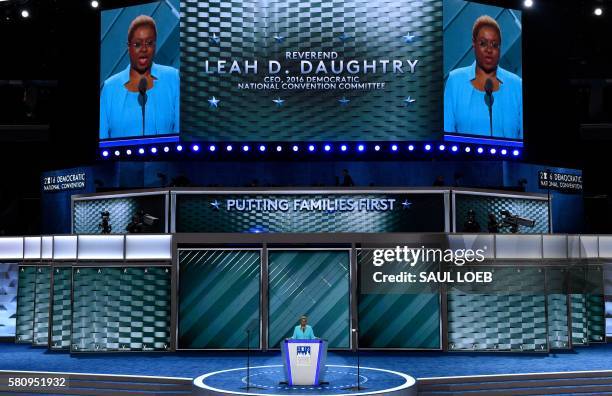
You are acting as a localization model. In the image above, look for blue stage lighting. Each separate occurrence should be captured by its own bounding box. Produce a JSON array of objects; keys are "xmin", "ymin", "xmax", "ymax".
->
[
  {"xmin": 177, "ymin": 145, "xmax": 183, "ymax": 152},
  {"xmin": 374, "ymin": 145, "xmax": 380, "ymax": 152},
  {"xmin": 276, "ymin": 145, "xmax": 282, "ymax": 152},
  {"xmin": 501, "ymin": 149, "xmax": 507, "ymax": 155},
  {"xmin": 308, "ymin": 144, "xmax": 315, "ymax": 152},
  {"xmin": 293, "ymin": 145, "xmax": 299, "ymax": 152},
  {"xmin": 163, "ymin": 146, "xmax": 170, "ymax": 153},
  {"xmin": 341, "ymin": 144, "xmax": 347, "ymax": 152},
  {"xmin": 357, "ymin": 144, "xmax": 365, "ymax": 152},
  {"xmin": 151, "ymin": 147, "xmax": 158, "ymax": 154},
  {"xmin": 126, "ymin": 149, "xmax": 132, "ymax": 155},
  {"xmin": 324, "ymin": 144, "xmax": 331, "ymax": 152},
  {"xmin": 192, "ymin": 144, "xmax": 200, "ymax": 152},
  {"xmin": 138, "ymin": 148, "xmax": 145, "ymax": 154},
  {"xmin": 114, "ymin": 150, "xmax": 120, "ymax": 156},
  {"xmin": 259, "ymin": 145, "xmax": 266, "ymax": 152},
  {"xmin": 477, "ymin": 147, "xmax": 484, "ymax": 154},
  {"xmin": 425, "ymin": 144, "xmax": 432, "ymax": 151},
  {"xmin": 490, "ymin": 148, "xmax": 497, "ymax": 154},
  {"xmin": 391, "ymin": 144, "xmax": 398, "ymax": 151},
  {"xmin": 209, "ymin": 145, "xmax": 216, "ymax": 152},
  {"xmin": 465, "ymin": 147, "xmax": 471, "ymax": 153},
  {"xmin": 226, "ymin": 145, "xmax": 233, "ymax": 152},
  {"xmin": 451, "ymin": 145, "xmax": 458, "ymax": 152},
  {"xmin": 102, "ymin": 150, "xmax": 109, "ymax": 157},
  {"xmin": 408, "ymin": 144, "xmax": 415, "ymax": 151},
  {"xmin": 438, "ymin": 144, "xmax": 445, "ymax": 151},
  {"xmin": 242, "ymin": 145, "xmax": 250, "ymax": 152},
  {"xmin": 513, "ymin": 149, "xmax": 520, "ymax": 156}
]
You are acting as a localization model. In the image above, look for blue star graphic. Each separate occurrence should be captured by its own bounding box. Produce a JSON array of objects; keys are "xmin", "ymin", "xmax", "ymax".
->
[
  {"xmin": 338, "ymin": 97, "xmax": 350, "ymax": 106},
  {"xmin": 338, "ymin": 33, "xmax": 350, "ymax": 42},
  {"xmin": 208, "ymin": 96, "xmax": 220, "ymax": 108},
  {"xmin": 210, "ymin": 200, "xmax": 221, "ymax": 210},
  {"xmin": 404, "ymin": 96, "xmax": 416, "ymax": 105},
  {"xmin": 403, "ymin": 32, "xmax": 415, "ymax": 43},
  {"xmin": 273, "ymin": 97, "xmax": 285, "ymax": 106},
  {"xmin": 402, "ymin": 200, "xmax": 412, "ymax": 209},
  {"xmin": 273, "ymin": 35, "xmax": 285, "ymax": 43},
  {"xmin": 209, "ymin": 33, "xmax": 220, "ymax": 44}
]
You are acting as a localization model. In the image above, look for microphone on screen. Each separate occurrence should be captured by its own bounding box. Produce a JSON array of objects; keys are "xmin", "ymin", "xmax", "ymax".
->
[
  {"xmin": 138, "ymin": 77, "xmax": 148, "ymax": 136},
  {"xmin": 484, "ymin": 78, "xmax": 494, "ymax": 137}
]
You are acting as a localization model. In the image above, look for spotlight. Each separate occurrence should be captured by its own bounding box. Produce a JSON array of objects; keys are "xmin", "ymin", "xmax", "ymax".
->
[
  {"xmin": 114, "ymin": 150, "xmax": 120, "ymax": 156},
  {"xmin": 209, "ymin": 145, "xmax": 216, "ymax": 152},
  {"xmin": 408, "ymin": 144, "xmax": 415, "ymax": 151},
  {"xmin": 451, "ymin": 145, "xmax": 458, "ymax": 152},
  {"xmin": 524, "ymin": 0, "xmax": 533, "ymax": 8},
  {"xmin": 176, "ymin": 145, "xmax": 183, "ymax": 151},
  {"xmin": 91, "ymin": 0, "xmax": 99, "ymax": 8},
  {"xmin": 163, "ymin": 146, "xmax": 170, "ymax": 153},
  {"xmin": 594, "ymin": 7, "xmax": 603, "ymax": 16},
  {"xmin": 226, "ymin": 145, "xmax": 233, "ymax": 152},
  {"xmin": 126, "ymin": 149, "xmax": 132, "ymax": 155},
  {"xmin": 490, "ymin": 148, "xmax": 497, "ymax": 154},
  {"xmin": 20, "ymin": 9, "xmax": 29, "ymax": 18},
  {"xmin": 259, "ymin": 145, "xmax": 266, "ymax": 152},
  {"xmin": 102, "ymin": 150, "xmax": 109, "ymax": 157},
  {"xmin": 391, "ymin": 144, "xmax": 398, "ymax": 151},
  {"xmin": 465, "ymin": 147, "xmax": 471, "ymax": 153},
  {"xmin": 192, "ymin": 144, "xmax": 200, "ymax": 152},
  {"xmin": 242, "ymin": 145, "xmax": 249, "ymax": 152},
  {"xmin": 512, "ymin": 149, "xmax": 520, "ymax": 156},
  {"xmin": 477, "ymin": 147, "xmax": 484, "ymax": 154},
  {"xmin": 308, "ymin": 144, "xmax": 315, "ymax": 152},
  {"xmin": 340, "ymin": 144, "xmax": 347, "ymax": 152},
  {"xmin": 276, "ymin": 145, "xmax": 282, "ymax": 152},
  {"xmin": 374, "ymin": 145, "xmax": 380, "ymax": 152},
  {"xmin": 324, "ymin": 144, "xmax": 331, "ymax": 152},
  {"xmin": 151, "ymin": 147, "xmax": 157, "ymax": 154},
  {"xmin": 357, "ymin": 144, "xmax": 365, "ymax": 152},
  {"xmin": 501, "ymin": 149, "xmax": 507, "ymax": 155},
  {"xmin": 438, "ymin": 144, "xmax": 445, "ymax": 151},
  {"xmin": 138, "ymin": 148, "xmax": 145, "ymax": 154},
  {"xmin": 293, "ymin": 145, "xmax": 299, "ymax": 152},
  {"xmin": 424, "ymin": 144, "xmax": 432, "ymax": 151}
]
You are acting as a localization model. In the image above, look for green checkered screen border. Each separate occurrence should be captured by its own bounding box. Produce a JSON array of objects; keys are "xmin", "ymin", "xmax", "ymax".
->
[
  {"xmin": 16, "ymin": 266, "xmax": 36, "ymax": 343},
  {"xmin": 51, "ymin": 267, "xmax": 72, "ymax": 350},
  {"xmin": 179, "ymin": 250, "xmax": 260, "ymax": 349},
  {"xmin": 33, "ymin": 266, "xmax": 51, "ymax": 346},
  {"xmin": 71, "ymin": 266, "xmax": 171, "ymax": 352}
]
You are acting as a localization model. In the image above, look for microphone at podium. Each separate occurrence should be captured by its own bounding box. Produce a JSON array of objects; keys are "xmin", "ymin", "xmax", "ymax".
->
[
  {"xmin": 137, "ymin": 76, "xmax": 148, "ymax": 135},
  {"xmin": 484, "ymin": 78, "xmax": 494, "ymax": 137}
]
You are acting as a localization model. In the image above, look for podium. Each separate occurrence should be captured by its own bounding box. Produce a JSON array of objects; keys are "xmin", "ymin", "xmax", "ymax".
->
[{"xmin": 281, "ymin": 339, "xmax": 328, "ymax": 386}]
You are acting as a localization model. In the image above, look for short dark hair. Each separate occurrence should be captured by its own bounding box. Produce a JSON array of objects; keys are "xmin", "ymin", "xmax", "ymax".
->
[
  {"xmin": 128, "ymin": 15, "xmax": 157, "ymax": 43},
  {"xmin": 472, "ymin": 15, "xmax": 501, "ymax": 44}
]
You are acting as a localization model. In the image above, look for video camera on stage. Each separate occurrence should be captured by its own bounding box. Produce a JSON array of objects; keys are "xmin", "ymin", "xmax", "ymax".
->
[
  {"xmin": 126, "ymin": 209, "xmax": 159, "ymax": 233},
  {"xmin": 98, "ymin": 210, "xmax": 112, "ymax": 234},
  {"xmin": 499, "ymin": 210, "xmax": 536, "ymax": 233}
]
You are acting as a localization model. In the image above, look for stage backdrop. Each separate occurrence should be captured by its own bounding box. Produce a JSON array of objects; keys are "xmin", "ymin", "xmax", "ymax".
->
[
  {"xmin": 268, "ymin": 250, "xmax": 350, "ymax": 349},
  {"xmin": 178, "ymin": 249, "xmax": 260, "ymax": 349},
  {"xmin": 0, "ymin": 263, "xmax": 18, "ymax": 338}
]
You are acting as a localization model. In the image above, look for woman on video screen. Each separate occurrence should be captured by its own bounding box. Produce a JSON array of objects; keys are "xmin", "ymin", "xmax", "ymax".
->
[
  {"xmin": 444, "ymin": 15, "xmax": 522, "ymax": 140},
  {"xmin": 100, "ymin": 15, "xmax": 179, "ymax": 139}
]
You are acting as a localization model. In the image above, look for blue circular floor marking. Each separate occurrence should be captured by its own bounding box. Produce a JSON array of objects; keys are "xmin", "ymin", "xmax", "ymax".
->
[{"xmin": 193, "ymin": 365, "xmax": 416, "ymax": 396}]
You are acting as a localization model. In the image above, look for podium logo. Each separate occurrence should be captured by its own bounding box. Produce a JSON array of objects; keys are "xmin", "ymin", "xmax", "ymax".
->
[{"xmin": 297, "ymin": 346, "xmax": 311, "ymax": 356}]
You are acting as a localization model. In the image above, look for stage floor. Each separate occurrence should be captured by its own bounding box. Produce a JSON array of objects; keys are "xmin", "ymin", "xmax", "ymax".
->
[{"xmin": 2, "ymin": 343, "xmax": 612, "ymax": 380}]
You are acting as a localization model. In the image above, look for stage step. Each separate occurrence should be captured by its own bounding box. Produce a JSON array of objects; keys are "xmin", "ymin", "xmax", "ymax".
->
[
  {"xmin": 0, "ymin": 370, "xmax": 192, "ymax": 395},
  {"xmin": 418, "ymin": 370, "xmax": 612, "ymax": 395},
  {"xmin": 417, "ymin": 371, "xmax": 612, "ymax": 396}
]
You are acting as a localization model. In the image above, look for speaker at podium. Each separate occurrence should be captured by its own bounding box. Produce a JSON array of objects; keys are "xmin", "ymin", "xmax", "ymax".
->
[{"xmin": 281, "ymin": 339, "xmax": 328, "ymax": 386}]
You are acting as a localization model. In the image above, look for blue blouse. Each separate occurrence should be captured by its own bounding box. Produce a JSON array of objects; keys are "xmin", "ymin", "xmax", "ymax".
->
[
  {"xmin": 444, "ymin": 62, "xmax": 522, "ymax": 140},
  {"xmin": 292, "ymin": 325, "xmax": 316, "ymax": 340},
  {"xmin": 100, "ymin": 63, "xmax": 179, "ymax": 139}
]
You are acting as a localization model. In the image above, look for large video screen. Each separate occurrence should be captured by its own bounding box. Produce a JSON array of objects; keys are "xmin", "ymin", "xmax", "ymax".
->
[{"xmin": 99, "ymin": 0, "xmax": 522, "ymax": 145}]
